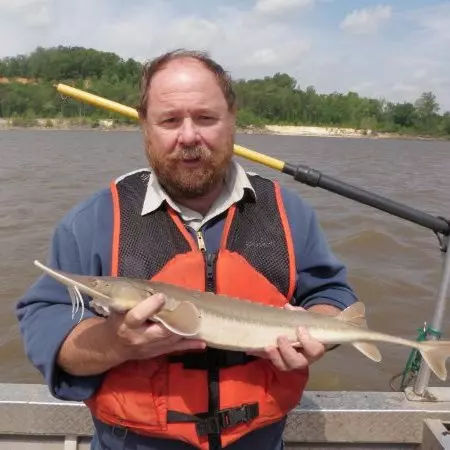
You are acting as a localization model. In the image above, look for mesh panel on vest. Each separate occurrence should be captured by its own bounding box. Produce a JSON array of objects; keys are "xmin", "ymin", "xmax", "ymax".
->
[
  {"xmin": 115, "ymin": 170, "xmax": 192, "ymax": 278},
  {"xmin": 225, "ymin": 175, "xmax": 291, "ymax": 297}
]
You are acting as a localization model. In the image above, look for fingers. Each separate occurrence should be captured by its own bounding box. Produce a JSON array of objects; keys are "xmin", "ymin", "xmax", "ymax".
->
[
  {"xmin": 123, "ymin": 293, "xmax": 166, "ymax": 329},
  {"xmin": 107, "ymin": 293, "xmax": 207, "ymax": 361},
  {"xmin": 266, "ymin": 343, "xmax": 297, "ymax": 371},
  {"xmin": 258, "ymin": 327, "xmax": 326, "ymax": 372},
  {"xmin": 295, "ymin": 327, "xmax": 325, "ymax": 362},
  {"xmin": 143, "ymin": 327, "xmax": 183, "ymax": 345}
]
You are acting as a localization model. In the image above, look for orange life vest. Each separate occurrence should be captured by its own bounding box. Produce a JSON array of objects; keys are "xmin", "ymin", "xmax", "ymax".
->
[{"xmin": 84, "ymin": 169, "xmax": 309, "ymax": 449}]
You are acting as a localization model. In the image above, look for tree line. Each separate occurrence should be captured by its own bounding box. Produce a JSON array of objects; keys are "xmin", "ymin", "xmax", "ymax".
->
[{"xmin": 0, "ymin": 46, "xmax": 449, "ymax": 137}]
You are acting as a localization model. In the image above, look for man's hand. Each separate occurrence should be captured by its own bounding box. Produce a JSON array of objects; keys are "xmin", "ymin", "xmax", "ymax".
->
[
  {"xmin": 246, "ymin": 303, "xmax": 333, "ymax": 372},
  {"xmin": 58, "ymin": 292, "xmax": 207, "ymax": 376},
  {"xmin": 106, "ymin": 293, "xmax": 207, "ymax": 363}
]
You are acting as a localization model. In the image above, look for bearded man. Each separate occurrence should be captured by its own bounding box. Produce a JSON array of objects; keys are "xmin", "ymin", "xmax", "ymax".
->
[{"xmin": 16, "ymin": 49, "xmax": 358, "ymax": 450}]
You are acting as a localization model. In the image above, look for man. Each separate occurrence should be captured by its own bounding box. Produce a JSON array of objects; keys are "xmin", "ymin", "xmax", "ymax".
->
[{"xmin": 16, "ymin": 49, "xmax": 358, "ymax": 450}]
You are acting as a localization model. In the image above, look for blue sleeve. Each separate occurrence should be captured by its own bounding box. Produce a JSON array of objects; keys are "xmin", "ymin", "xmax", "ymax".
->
[
  {"xmin": 281, "ymin": 186, "xmax": 357, "ymax": 310},
  {"xmin": 15, "ymin": 188, "xmax": 113, "ymax": 401}
]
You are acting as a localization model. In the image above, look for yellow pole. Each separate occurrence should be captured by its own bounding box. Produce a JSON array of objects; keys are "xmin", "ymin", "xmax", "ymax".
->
[{"xmin": 55, "ymin": 83, "xmax": 286, "ymax": 172}]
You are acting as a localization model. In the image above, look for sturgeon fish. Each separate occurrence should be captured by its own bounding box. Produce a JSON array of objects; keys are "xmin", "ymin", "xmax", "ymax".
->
[{"xmin": 33, "ymin": 260, "xmax": 450, "ymax": 381}]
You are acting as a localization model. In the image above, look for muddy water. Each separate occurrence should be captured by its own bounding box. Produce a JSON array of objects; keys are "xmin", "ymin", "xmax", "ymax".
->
[{"xmin": 1, "ymin": 129, "xmax": 449, "ymax": 391}]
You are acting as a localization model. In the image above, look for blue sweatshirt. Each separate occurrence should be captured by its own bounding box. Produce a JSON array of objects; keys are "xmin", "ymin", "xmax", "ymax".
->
[{"xmin": 16, "ymin": 180, "xmax": 357, "ymax": 450}]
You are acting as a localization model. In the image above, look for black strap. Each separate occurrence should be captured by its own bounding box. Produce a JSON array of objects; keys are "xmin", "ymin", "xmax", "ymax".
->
[
  {"xmin": 167, "ymin": 402, "xmax": 260, "ymax": 437},
  {"xmin": 206, "ymin": 348, "xmax": 221, "ymax": 449},
  {"xmin": 168, "ymin": 350, "xmax": 257, "ymax": 369},
  {"xmin": 204, "ymin": 252, "xmax": 222, "ymax": 449}
]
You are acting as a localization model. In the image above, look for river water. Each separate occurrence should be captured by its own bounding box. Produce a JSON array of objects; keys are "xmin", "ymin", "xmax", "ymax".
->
[{"xmin": 1, "ymin": 129, "xmax": 449, "ymax": 392}]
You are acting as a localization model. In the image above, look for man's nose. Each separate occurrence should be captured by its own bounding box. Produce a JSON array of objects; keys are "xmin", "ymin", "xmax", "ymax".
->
[{"xmin": 178, "ymin": 118, "xmax": 199, "ymax": 146}]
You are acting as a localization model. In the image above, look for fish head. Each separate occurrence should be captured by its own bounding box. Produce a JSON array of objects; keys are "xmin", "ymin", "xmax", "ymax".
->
[
  {"xmin": 33, "ymin": 260, "xmax": 202, "ymax": 336},
  {"xmin": 89, "ymin": 279, "xmax": 152, "ymax": 312}
]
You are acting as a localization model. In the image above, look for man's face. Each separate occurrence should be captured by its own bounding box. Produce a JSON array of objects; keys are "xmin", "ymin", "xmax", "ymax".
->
[{"xmin": 142, "ymin": 58, "xmax": 236, "ymax": 200}]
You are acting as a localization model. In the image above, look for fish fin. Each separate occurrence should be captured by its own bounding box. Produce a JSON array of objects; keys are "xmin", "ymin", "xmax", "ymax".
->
[
  {"xmin": 89, "ymin": 299, "xmax": 111, "ymax": 317},
  {"xmin": 336, "ymin": 302, "xmax": 368, "ymax": 328},
  {"xmin": 418, "ymin": 340, "xmax": 450, "ymax": 381},
  {"xmin": 337, "ymin": 303, "xmax": 382, "ymax": 362},
  {"xmin": 153, "ymin": 301, "xmax": 201, "ymax": 337},
  {"xmin": 352, "ymin": 341, "xmax": 382, "ymax": 362}
]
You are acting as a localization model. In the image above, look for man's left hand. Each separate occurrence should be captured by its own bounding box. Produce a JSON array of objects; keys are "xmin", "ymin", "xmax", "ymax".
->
[{"xmin": 247, "ymin": 303, "xmax": 329, "ymax": 372}]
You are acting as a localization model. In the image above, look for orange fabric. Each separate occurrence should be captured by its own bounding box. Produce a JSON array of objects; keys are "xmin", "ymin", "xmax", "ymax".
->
[
  {"xmin": 85, "ymin": 179, "xmax": 308, "ymax": 450},
  {"xmin": 109, "ymin": 180, "xmax": 121, "ymax": 277}
]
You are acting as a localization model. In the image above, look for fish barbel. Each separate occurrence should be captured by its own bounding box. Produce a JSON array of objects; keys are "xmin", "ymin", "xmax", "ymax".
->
[{"xmin": 34, "ymin": 260, "xmax": 450, "ymax": 381}]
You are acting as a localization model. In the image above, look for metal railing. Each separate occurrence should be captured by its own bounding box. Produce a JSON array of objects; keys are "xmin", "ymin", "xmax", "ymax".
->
[{"xmin": 1, "ymin": 383, "xmax": 450, "ymax": 449}]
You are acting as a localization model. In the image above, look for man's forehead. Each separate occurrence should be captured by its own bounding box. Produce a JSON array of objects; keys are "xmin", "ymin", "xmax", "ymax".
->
[
  {"xmin": 146, "ymin": 58, "xmax": 226, "ymax": 108},
  {"xmin": 151, "ymin": 58, "xmax": 213, "ymax": 87}
]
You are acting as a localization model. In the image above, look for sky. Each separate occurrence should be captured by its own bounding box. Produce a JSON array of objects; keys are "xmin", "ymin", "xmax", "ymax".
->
[{"xmin": 0, "ymin": 0, "xmax": 449, "ymax": 112}]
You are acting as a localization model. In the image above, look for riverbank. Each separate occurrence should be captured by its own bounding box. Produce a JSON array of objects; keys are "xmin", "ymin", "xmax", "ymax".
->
[
  {"xmin": 0, "ymin": 118, "xmax": 447, "ymax": 141},
  {"xmin": 261, "ymin": 125, "xmax": 447, "ymax": 141}
]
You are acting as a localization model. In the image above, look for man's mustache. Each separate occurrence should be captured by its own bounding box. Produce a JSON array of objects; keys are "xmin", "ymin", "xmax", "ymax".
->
[{"xmin": 178, "ymin": 146, "xmax": 209, "ymax": 159}]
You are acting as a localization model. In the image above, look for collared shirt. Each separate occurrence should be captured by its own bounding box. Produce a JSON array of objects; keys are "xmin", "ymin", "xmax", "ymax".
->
[{"xmin": 141, "ymin": 159, "xmax": 256, "ymax": 232}]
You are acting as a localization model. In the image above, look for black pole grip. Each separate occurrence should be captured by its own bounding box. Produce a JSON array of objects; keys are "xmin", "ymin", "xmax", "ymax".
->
[{"xmin": 283, "ymin": 163, "xmax": 450, "ymax": 236}]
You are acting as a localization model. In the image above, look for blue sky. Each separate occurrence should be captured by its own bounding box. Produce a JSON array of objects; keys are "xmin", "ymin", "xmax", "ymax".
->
[{"xmin": 0, "ymin": 0, "xmax": 449, "ymax": 111}]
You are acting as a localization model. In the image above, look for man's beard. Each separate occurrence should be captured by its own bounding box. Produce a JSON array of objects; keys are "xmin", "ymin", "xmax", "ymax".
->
[{"xmin": 147, "ymin": 145, "xmax": 233, "ymax": 200}]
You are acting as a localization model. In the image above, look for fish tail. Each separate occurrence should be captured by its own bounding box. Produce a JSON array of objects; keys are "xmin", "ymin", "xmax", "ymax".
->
[{"xmin": 418, "ymin": 340, "xmax": 450, "ymax": 381}]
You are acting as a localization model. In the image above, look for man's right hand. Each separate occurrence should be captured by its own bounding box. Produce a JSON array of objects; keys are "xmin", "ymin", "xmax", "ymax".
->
[
  {"xmin": 57, "ymin": 293, "xmax": 206, "ymax": 376},
  {"xmin": 106, "ymin": 293, "xmax": 206, "ymax": 363}
]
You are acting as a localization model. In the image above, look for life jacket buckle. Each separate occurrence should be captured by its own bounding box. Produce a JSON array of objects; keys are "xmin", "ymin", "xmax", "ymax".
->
[
  {"xmin": 219, "ymin": 403, "xmax": 259, "ymax": 429},
  {"xmin": 195, "ymin": 403, "xmax": 259, "ymax": 436},
  {"xmin": 196, "ymin": 415, "xmax": 221, "ymax": 436}
]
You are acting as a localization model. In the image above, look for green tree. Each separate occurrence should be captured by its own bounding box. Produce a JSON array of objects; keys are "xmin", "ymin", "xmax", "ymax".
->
[
  {"xmin": 0, "ymin": 45, "xmax": 448, "ymax": 139},
  {"xmin": 415, "ymin": 92, "xmax": 440, "ymax": 134}
]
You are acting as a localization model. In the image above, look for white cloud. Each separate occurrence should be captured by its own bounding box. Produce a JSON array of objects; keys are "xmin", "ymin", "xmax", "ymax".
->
[
  {"xmin": 254, "ymin": 0, "xmax": 314, "ymax": 16},
  {"xmin": 412, "ymin": 69, "xmax": 428, "ymax": 80},
  {"xmin": 0, "ymin": 0, "xmax": 52, "ymax": 26},
  {"xmin": 340, "ymin": 5, "xmax": 392, "ymax": 35},
  {"xmin": 349, "ymin": 81, "xmax": 375, "ymax": 93},
  {"xmin": 409, "ymin": 2, "xmax": 450, "ymax": 41},
  {"xmin": 0, "ymin": 0, "xmax": 449, "ymax": 112},
  {"xmin": 0, "ymin": 0, "xmax": 48, "ymax": 12},
  {"xmin": 245, "ymin": 39, "xmax": 312, "ymax": 69},
  {"xmin": 391, "ymin": 82, "xmax": 418, "ymax": 94},
  {"xmin": 163, "ymin": 17, "xmax": 223, "ymax": 52}
]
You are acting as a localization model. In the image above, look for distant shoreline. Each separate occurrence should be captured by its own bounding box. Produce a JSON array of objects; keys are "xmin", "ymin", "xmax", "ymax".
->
[{"xmin": 0, "ymin": 119, "xmax": 447, "ymax": 141}]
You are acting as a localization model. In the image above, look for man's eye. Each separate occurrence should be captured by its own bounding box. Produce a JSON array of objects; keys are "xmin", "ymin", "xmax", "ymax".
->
[{"xmin": 199, "ymin": 116, "xmax": 216, "ymax": 122}]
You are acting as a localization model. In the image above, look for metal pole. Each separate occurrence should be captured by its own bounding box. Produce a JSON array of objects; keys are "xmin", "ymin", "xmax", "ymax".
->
[
  {"xmin": 413, "ymin": 234, "xmax": 450, "ymax": 396},
  {"xmin": 283, "ymin": 163, "xmax": 450, "ymax": 236}
]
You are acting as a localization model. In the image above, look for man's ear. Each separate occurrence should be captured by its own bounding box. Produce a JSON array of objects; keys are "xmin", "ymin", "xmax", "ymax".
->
[{"xmin": 140, "ymin": 118, "xmax": 149, "ymax": 139}]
